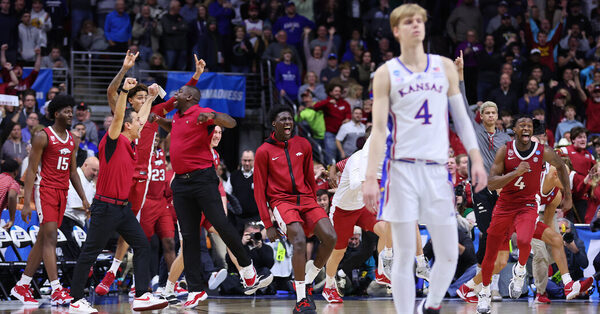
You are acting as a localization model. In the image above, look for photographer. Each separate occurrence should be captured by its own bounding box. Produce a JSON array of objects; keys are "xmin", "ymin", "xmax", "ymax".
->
[
  {"xmin": 455, "ymin": 183, "xmax": 476, "ymax": 232},
  {"xmin": 221, "ymin": 223, "xmax": 275, "ymax": 295}
]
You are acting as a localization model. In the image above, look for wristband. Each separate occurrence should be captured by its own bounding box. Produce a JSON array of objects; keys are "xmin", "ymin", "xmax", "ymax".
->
[{"xmin": 118, "ymin": 88, "xmax": 129, "ymax": 94}]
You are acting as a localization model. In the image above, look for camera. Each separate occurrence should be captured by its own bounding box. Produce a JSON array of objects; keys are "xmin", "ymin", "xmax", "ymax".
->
[
  {"xmin": 251, "ymin": 232, "xmax": 262, "ymax": 241},
  {"xmin": 562, "ymin": 232, "xmax": 574, "ymax": 244},
  {"xmin": 454, "ymin": 184, "xmax": 465, "ymax": 197}
]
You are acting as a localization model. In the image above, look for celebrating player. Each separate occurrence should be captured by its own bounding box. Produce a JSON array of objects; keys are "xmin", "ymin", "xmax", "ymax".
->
[
  {"xmin": 11, "ymin": 95, "xmax": 89, "ymax": 306},
  {"xmin": 362, "ymin": 4, "xmax": 487, "ymax": 313}
]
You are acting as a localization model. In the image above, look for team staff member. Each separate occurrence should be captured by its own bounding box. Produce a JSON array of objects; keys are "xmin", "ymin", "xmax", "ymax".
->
[
  {"xmin": 69, "ymin": 78, "xmax": 167, "ymax": 313},
  {"xmin": 254, "ymin": 106, "xmax": 337, "ymax": 314},
  {"xmin": 169, "ymin": 85, "xmax": 270, "ymax": 309}
]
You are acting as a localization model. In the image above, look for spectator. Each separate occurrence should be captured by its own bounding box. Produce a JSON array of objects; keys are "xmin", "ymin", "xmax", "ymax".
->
[
  {"xmin": 160, "ymin": 0, "xmax": 188, "ymax": 71},
  {"xmin": 303, "ymin": 26, "xmax": 334, "ymax": 79},
  {"xmin": 96, "ymin": 0, "xmax": 116, "ymax": 29},
  {"xmin": 132, "ymin": 4, "xmax": 162, "ymax": 62},
  {"xmin": 456, "ymin": 29, "xmax": 483, "ymax": 104},
  {"xmin": 296, "ymin": 91, "xmax": 325, "ymax": 147},
  {"xmin": 40, "ymin": 47, "xmax": 67, "ymax": 68},
  {"xmin": 273, "ymin": 1, "xmax": 314, "ymax": 51},
  {"xmin": 486, "ymin": 1, "xmax": 517, "ymax": 34},
  {"xmin": 208, "ymin": 0, "xmax": 234, "ymax": 37},
  {"xmin": 264, "ymin": 0, "xmax": 284, "ymax": 26},
  {"xmin": 0, "ymin": 158, "xmax": 19, "ymax": 229},
  {"xmin": 559, "ymin": 23, "xmax": 590, "ymax": 52},
  {"xmin": 309, "ymin": 25, "xmax": 337, "ymax": 55},
  {"xmin": 72, "ymin": 122, "xmax": 98, "ymax": 159},
  {"xmin": 59, "ymin": 156, "xmax": 98, "ymax": 260},
  {"xmin": 230, "ymin": 26, "xmax": 254, "ymax": 73},
  {"xmin": 532, "ymin": 109, "xmax": 555, "ymax": 147},
  {"xmin": 244, "ymin": 4, "xmax": 263, "ymax": 39},
  {"xmin": 313, "ymin": 162, "xmax": 329, "ymax": 191},
  {"xmin": 18, "ymin": 11, "xmax": 46, "ymax": 62},
  {"xmin": 1, "ymin": 124, "xmax": 27, "ymax": 164},
  {"xmin": 0, "ymin": 61, "xmax": 18, "ymax": 94},
  {"xmin": 446, "ymin": 0, "xmax": 482, "ymax": 45},
  {"xmin": 313, "ymin": 83, "xmax": 351, "ymax": 162},
  {"xmin": 574, "ymin": 78, "xmax": 600, "ymax": 135},
  {"xmin": 488, "ymin": 73, "xmax": 519, "ymax": 114},
  {"xmin": 335, "ymin": 107, "xmax": 365, "ymax": 159},
  {"xmin": 352, "ymin": 51, "xmax": 375, "ymax": 93},
  {"xmin": 71, "ymin": 0, "xmax": 93, "ymax": 43},
  {"xmin": 19, "ymin": 89, "xmax": 39, "ymax": 129},
  {"xmin": 104, "ymin": 0, "xmax": 131, "ymax": 52},
  {"xmin": 555, "ymin": 105, "xmax": 584, "ymax": 143},
  {"xmin": 518, "ymin": 78, "xmax": 546, "ymax": 114},
  {"xmin": 344, "ymin": 83, "xmax": 363, "ymax": 110},
  {"xmin": 77, "ymin": 19, "xmax": 109, "ymax": 51},
  {"xmin": 97, "ymin": 115, "xmax": 112, "ymax": 142},
  {"xmin": 229, "ymin": 150, "xmax": 260, "ymax": 233},
  {"xmin": 179, "ymin": 0, "xmax": 197, "ymax": 24},
  {"xmin": 566, "ymin": 1, "xmax": 591, "ymax": 37},
  {"xmin": 329, "ymin": 63, "xmax": 358, "ymax": 93},
  {"xmin": 524, "ymin": 8, "xmax": 566, "ymax": 72},
  {"xmin": 30, "ymin": 0, "xmax": 52, "ymax": 48},
  {"xmin": 558, "ymin": 37, "xmax": 586, "ymax": 69},
  {"xmin": 190, "ymin": 6, "xmax": 210, "ymax": 69},
  {"xmin": 71, "ymin": 103, "xmax": 98, "ymax": 146},
  {"xmin": 320, "ymin": 53, "xmax": 340, "ymax": 84},
  {"xmin": 297, "ymin": 71, "xmax": 326, "ymax": 103},
  {"xmin": 0, "ymin": 0, "xmax": 18, "ymax": 63},
  {"xmin": 363, "ymin": 0, "xmax": 392, "ymax": 40},
  {"xmin": 221, "ymin": 223, "xmax": 274, "ymax": 295},
  {"xmin": 262, "ymin": 30, "xmax": 301, "ymax": 70},
  {"xmin": 21, "ymin": 112, "xmax": 38, "ymax": 144},
  {"xmin": 316, "ymin": 189, "xmax": 330, "ymax": 215},
  {"xmin": 555, "ymin": 218, "xmax": 588, "ymax": 282},
  {"xmin": 147, "ymin": 52, "xmax": 168, "ymax": 86},
  {"xmin": 275, "ymin": 48, "xmax": 300, "ymax": 102},
  {"xmin": 125, "ymin": 44, "xmax": 149, "ymax": 79}
]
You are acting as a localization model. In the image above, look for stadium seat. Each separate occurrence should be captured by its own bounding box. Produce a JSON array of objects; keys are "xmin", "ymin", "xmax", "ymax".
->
[{"xmin": 72, "ymin": 226, "xmax": 86, "ymax": 248}]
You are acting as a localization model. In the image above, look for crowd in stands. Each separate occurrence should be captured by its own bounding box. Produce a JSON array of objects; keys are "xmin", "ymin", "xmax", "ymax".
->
[{"xmin": 2, "ymin": 0, "xmax": 600, "ymax": 300}]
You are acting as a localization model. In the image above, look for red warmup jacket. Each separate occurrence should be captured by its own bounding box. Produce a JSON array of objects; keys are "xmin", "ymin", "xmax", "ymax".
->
[
  {"xmin": 253, "ymin": 133, "xmax": 317, "ymax": 229},
  {"xmin": 313, "ymin": 97, "xmax": 351, "ymax": 134}
]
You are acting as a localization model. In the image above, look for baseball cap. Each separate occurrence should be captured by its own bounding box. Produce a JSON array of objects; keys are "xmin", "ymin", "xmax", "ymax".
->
[
  {"xmin": 285, "ymin": 1, "xmax": 295, "ymax": 7},
  {"xmin": 530, "ymin": 48, "xmax": 541, "ymax": 55},
  {"xmin": 76, "ymin": 102, "xmax": 88, "ymax": 111},
  {"xmin": 328, "ymin": 53, "xmax": 337, "ymax": 59}
]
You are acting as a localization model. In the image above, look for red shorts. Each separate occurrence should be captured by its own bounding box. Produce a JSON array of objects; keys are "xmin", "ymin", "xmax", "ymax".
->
[
  {"xmin": 540, "ymin": 187, "xmax": 560, "ymax": 206},
  {"xmin": 34, "ymin": 186, "xmax": 68, "ymax": 227},
  {"xmin": 128, "ymin": 179, "xmax": 149, "ymax": 215},
  {"xmin": 200, "ymin": 214, "xmax": 213, "ymax": 231},
  {"xmin": 332, "ymin": 206, "xmax": 377, "ymax": 249},
  {"xmin": 499, "ymin": 221, "xmax": 549, "ymax": 251},
  {"xmin": 489, "ymin": 204, "xmax": 538, "ymax": 251},
  {"xmin": 272, "ymin": 201, "xmax": 328, "ymax": 237},
  {"xmin": 139, "ymin": 198, "xmax": 175, "ymax": 240}
]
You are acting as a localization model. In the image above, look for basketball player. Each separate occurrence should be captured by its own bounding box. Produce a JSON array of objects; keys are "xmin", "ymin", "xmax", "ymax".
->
[
  {"xmin": 69, "ymin": 78, "xmax": 167, "ymax": 313},
  {"xmin": 96, "ymin": 54, "xmax": 206, "ymax": 295},
  {"xmin": 254, "ymin": 106, "xmax": 337, "ymax": 314},
  {"xmin": 362, "ymin": 4, "xmax": 487, "ymax": 313},
  {"xmin": 11, "ymin": 95, "xmax": 90, "ymax": 306},
  {"xmin": 323, "ymin": 136, "xmax": 392, "ymax": 303},
  {"xmin": 476, "ymin": 116, "xmax": 572, "ymax": 313}
]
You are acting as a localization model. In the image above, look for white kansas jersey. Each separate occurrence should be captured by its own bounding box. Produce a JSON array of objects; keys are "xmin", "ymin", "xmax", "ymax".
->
[{"xmin": 385, "ymin": 54, "xmax": 449, "ymax": 164}]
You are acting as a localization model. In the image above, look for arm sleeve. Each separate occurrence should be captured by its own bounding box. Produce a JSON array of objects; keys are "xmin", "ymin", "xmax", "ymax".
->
[
  {"xmin": 448, "ymin": 94, "xmax": 479, "ymax": 153},
  {"xmin": 253, "ymin": 149, "xmax": 273, "ymax": 229}
]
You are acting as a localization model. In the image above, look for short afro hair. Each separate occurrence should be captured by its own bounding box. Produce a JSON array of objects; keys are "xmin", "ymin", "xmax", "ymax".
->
[
  {"xmin": 2, "ymin": 158, "xmax": 19, "ymax": 174},
  {"xmin": 48, "ymin": 94, "xmax": 75, "ymax": 119},
  {"xmin": 268, "ymin": 105, "xmax": 294, "ymax": 123}
]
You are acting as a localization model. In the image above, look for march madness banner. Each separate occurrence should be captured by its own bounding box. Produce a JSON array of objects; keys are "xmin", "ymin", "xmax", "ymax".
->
[{"xmin": 164, "ymin": 72, "xmax": 246, "ymax": 118}]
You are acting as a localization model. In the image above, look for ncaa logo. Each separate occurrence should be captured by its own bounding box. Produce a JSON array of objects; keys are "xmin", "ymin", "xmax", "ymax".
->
[
  {"xmin": 535, "ymin": 150, "xmax": 541, "ymax": 155},
  {"xmin": 393, "ymin": 70, "xmax": 400, "ymax": 77}
]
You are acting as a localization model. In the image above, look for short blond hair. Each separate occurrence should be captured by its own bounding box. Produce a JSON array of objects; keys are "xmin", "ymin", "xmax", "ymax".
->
[
  {"xmin": 389, "ymin": 4, "xmax": 428, "ymax": 30},
  {"xmin": 479, "ymin": 101, "xmax": 498, "ymax": 115}
]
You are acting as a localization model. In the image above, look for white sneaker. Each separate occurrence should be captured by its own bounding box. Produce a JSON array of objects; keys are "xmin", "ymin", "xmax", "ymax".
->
[
  {"xmin": 477, "ymin": 286, "xmax": 491, "ymax": 314},
  {"xmin": 415, "ymin": 263, "xmax": 431, "ymax": 282},
  {"xmin": 183, "ymin": 291, "xmax": 208, "ymax": 309},
  {"xmin": 243, "ymin": 273, "xmax": 274, "ymax": 295},
  {"xmin": 208, "ymin": 269, "xmax": 227, "ymax": 290},
  {"xmin": 508, "ymin": 264, "xmax": 526, "ymax": 299},
  {"xmin": 379, "ymin": 250, "xmax": 394, "ymax": 280},
  {"xmin": 69, "ymin": 299, "xmax": 98, "ymax": 313},
  {"xmin": 131, "ymin": 292, "xmax": 168, "ymax": 311}
]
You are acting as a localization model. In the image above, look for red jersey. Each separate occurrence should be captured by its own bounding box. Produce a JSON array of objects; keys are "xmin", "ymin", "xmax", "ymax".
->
[
  {"xmin": 1, "ymin": 69, "xmax": 38, "ymax": 95},
  {"xmin": 254, "ymin": 134, "xmax": 317, "ymax": 229},
  {"xmin": 96, "ymin": 134, "xmax": 136, "ymax": 200},
  {"xmin": 497, "ymin": 141, "xmax": 545, "ymax": 207},
  {"xmin": 560, "ymin": 145, "xmax": 596, "ymax": 176},
  {"xmin": 170, "ymin": 106, "xmax": 216, "ymax": 174},
  {"xmin": 313, "ymin": 97, "xmax": 351, "ymax": 133},
  {"xmin": 35, "ymin": 127, "xmax": 75, "ymax": 190},
  {"xmin": 586, "ymin": 98, "xmax": 600, "ymax": 133},
  {"xmin": 146, "ymin": 148, "xmax": 167, "ymax": 200},
  {"xmin": 0, "ymin": 172, "xmax": 19, "ymax": 209}
]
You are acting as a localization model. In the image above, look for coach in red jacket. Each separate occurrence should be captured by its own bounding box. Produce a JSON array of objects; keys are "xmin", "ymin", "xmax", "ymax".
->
[{"xmin": 254, "ymin": 106, "xmax": 336, "ymax": 313}]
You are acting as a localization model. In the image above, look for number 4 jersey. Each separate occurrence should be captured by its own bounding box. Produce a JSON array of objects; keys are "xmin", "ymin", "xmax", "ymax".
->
[
  {"xmin": 497, "ymin": 140, "xmax": 544, "ymax": 208},
  {"xmin": 34, "ymin": 127, "xmax": 75, "ymax": 190},
  {"xmin": 385, "ymin": 54, "xmax": 449, "ymax": 164}
]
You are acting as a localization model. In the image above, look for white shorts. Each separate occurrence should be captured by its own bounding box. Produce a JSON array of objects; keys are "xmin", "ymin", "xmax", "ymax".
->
[{"xmin": 378, "ymin": 159, "xmax": 456, "ymax": 226}]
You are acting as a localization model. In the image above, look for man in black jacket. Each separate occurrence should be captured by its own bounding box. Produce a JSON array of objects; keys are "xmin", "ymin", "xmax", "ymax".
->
[{"xmin": 230, "ymin": 150, "xmax": 261, "ymax": 234}]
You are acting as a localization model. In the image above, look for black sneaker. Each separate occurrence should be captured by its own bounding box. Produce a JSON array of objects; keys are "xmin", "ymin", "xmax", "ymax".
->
[
  {"xmin": 306, "ymin": 284, "xmax": 315, "ymax": 310},
  {"xmin": 159, "ymin": 293, "xmax": 179, "ymax": 305},
  {"xmin": 417, "ymin": 298, "xmax": 440, "ymax": 314},
  {"xmin": 293, "ymin": 298, "xmax": 317, "ymax": 314}
]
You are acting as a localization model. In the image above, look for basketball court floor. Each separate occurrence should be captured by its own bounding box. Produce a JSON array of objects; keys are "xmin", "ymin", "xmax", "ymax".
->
[{"xmin": 0, "ymin": 295, "xmax": 598, "ymax": 313}]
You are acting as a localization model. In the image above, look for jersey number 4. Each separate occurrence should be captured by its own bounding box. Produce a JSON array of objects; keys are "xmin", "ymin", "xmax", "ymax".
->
[
  {"xmin": 514, "ymin": 177, "xmax": 526, "ymax": 190},
  {"xmin": 57, "ymin": 157, "xmax": 69, "ymax": 170},
  {"xmin": 415, "ymin": 100, "xmax": 432, "ymax": 125}
]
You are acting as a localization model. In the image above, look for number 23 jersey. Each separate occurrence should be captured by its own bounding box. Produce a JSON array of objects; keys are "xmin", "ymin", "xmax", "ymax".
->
[
  {"xmin": 386, "ymin": 54, "xmax": 449, "ymax": 164},
  {"xmin": 36, "ymin": 127, "xmax": 75, "ymax": 190},
  {"xmin": 497, "ymin": 140, "xmax": 544, "ymax": 207},
  {"xmin": 146, "ymin": 148, "xmax": 167, "ymax": 200}
]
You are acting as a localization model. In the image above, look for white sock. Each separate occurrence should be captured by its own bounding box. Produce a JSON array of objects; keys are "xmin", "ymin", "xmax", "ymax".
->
[
  {"xmin": 491, "ymin": 274, "xmax": 500, "ymax": 291},
  {"xmin": 377, "ymin": 254, "xmax": 384, "ymax": 274},
  {"xmin": 295, "ymin": 281, "xmax": 306, "ymax": 301},
  {"xmin": 240, "ymin": 263, "xmax": 256, "ymax": 279},
  {"xmin": 474, "ymin": 283, "xmax": 483, "ymax": 294},
  {"xmin": 481, "ymin": 284, "xmax": 490, "ymax": 295},
  {"xmin": 305, "ymin": 262, "xmax": 321, "ymax": 284},
  {"xmin": 50, "ymin": 280, "xmax": 62, "ymax": 292},
  {"xmin": 383, "ymin": 247, "xmax": 393, "ymax": 258},
  {"xmin": 562, "ymin": 273, "xmax": 573, "ymax": 285},
  {"xmin": 165, "ymin": 280, "xmax": 175, "ymax": 294},
  {"xmin": 465, "ymin": 279, "xmax": 476, "ymax": 289},
  {"xmin": 515, "ymin": 263, "xmax": 526, "ymax": 275},
  {"xmin": 109, "ymin": 258, "xmax": 122, "ymax": 274},
  {"xmin": 416, "ymin": 254, "xmax": 426, "ymax": 267},
  {"xmin": 325, "ymin": 275, "xmax": 336, "ymax": 288},
  {"xmin": 17, "ymin": 274, "xmax": 32, "ymax": 286}
]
